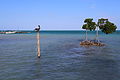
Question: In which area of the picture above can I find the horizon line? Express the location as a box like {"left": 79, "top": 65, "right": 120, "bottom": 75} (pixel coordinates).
{"left": 1, "top": 28, "right": 120, "bottom": 31}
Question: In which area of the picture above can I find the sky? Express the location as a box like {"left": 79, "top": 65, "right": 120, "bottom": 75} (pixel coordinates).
{"left": 0, "top": 0, "right": 120, "bottom": 30}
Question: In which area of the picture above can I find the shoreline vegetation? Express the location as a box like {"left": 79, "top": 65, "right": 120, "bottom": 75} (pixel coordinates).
{"left": 80, "top": 18, "right": 117, "bottom": 46}
{"left": 0, "top": 31, "right": 31, "bottom": 34}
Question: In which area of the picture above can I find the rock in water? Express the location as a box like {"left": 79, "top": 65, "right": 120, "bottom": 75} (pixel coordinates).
{"left": 80, "top": 41, "right": 105, "bottom": 46}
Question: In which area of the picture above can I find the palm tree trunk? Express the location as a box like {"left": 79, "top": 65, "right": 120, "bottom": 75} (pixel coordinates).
{"left": 85, "top": 30, "right": 88, "bottom": 41}
{"left": 37, "top": 31, "right": 40, "bottom": 58}
{"left": 96, "top": 27, "right": 100, "bottom": 42}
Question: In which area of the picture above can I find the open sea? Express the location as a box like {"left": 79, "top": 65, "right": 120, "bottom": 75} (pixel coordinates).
{"left": 0, "top": 30, "right": 120, "bottom": 80}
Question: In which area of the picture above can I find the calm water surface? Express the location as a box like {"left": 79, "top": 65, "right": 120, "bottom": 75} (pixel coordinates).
{"left": 0, "top": 31, "right": 120, "bottom": 80}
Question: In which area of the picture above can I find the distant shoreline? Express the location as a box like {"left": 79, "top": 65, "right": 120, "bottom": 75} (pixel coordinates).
{"left": 0, "top": 31, "right": 31, "bottom": 34}
{"left": 0, "top": 30, "right": 120, "bottom": 31}
{"left": 0, "top": 30, "right": 120, "bottom": 35}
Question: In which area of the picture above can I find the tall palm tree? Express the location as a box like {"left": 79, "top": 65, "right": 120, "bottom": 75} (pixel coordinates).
{"left": 96, "top": 18, "right": 117, "bottom": 42}
{"left": 96, "top": 18, "right": 108, "bottom": 42}
{"left": 82, "top": 24, "right": 89, "bottom": 41}
{"left": 82, "top": 18, "right": 96, "bottom": 41}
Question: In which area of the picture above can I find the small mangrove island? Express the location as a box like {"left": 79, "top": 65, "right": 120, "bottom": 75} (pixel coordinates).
{"left": 80, "top": 18, "right": 117, "bottom": 46}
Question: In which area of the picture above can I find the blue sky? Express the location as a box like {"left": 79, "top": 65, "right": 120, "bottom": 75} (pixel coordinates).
{"left": 0, "top": 0, "right": 120, "bottom": 30}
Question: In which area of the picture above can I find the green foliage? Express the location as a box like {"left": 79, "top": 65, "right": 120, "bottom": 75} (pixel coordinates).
{"left": 97, "top": 18, "right": 108, "bottom": 25}
{"left": 90, "top": 22, "right": 96, "bottom": 31}
{"left": 97, "top": 18, "right": 108, "bottom": 29}
{"left": 101, "top": 21, "right": 117, "bottom": 34}
{"left": 82, "top": 24, "right": 89, "bottom": 29}
{"left": 82, "top": 18, "right": 117, "bottom": 35}
{"left": 84, "top": 18, "right": 93, "bottom": 23}
{"left": 82, "top": 18, "right": 96, "bottom": 31}
{"left": 97, "top": 18, "right": 117, "bottom": 34}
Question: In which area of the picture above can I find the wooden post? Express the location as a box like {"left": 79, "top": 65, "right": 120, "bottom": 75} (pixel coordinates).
{"left": 37, "top": 31, "right": 40, "bottom": 58}
{"left": 35, "top": 25, "right": 41, "bottom": 58}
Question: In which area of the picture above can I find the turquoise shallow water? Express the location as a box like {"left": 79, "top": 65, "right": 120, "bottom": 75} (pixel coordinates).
{"left": 0, "top": 31, "right": 120, "bottom": 80}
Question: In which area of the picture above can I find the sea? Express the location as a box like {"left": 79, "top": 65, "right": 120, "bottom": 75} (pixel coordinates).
{"left": 0, "top": 30, "right": 120, "bottom": 80}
